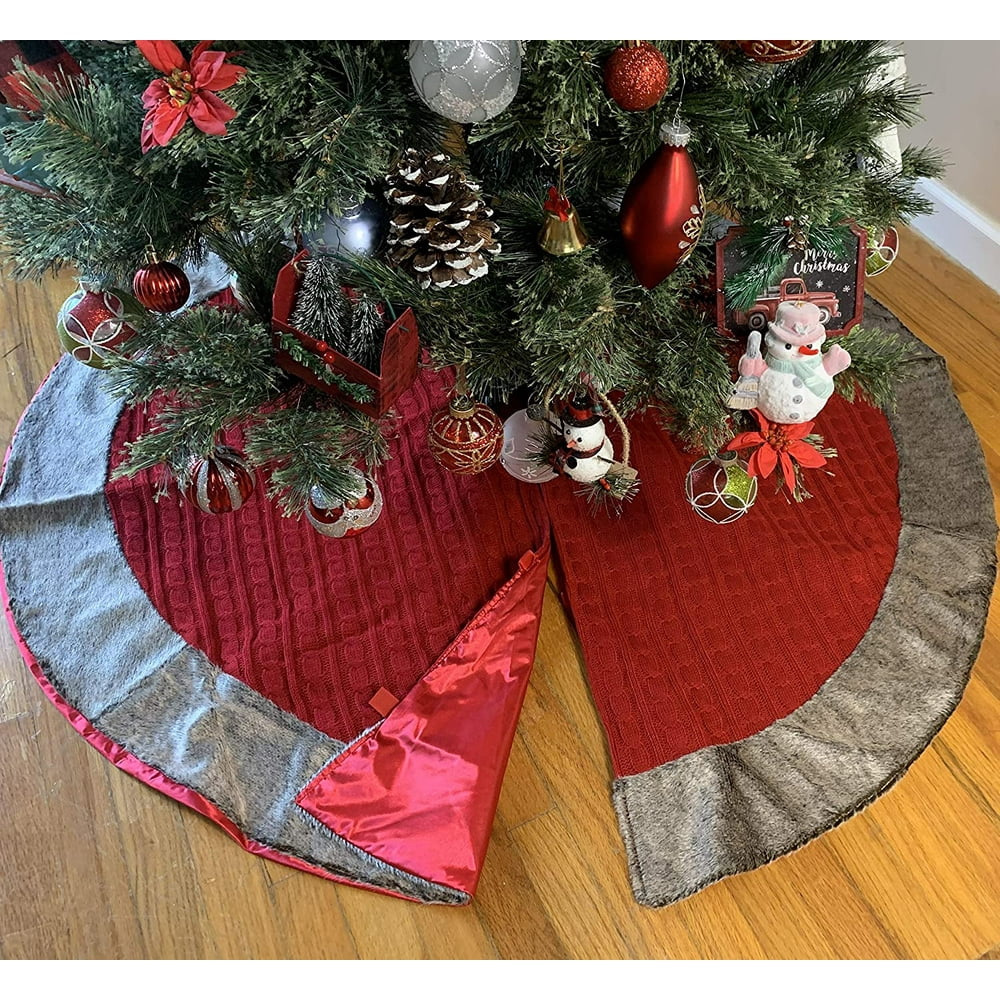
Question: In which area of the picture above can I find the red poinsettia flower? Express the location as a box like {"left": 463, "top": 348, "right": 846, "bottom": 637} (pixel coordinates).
{"left": 725, "top": 409, "right": 827, "bottom": 492}
{"left": 137, "top": 40, "right": 246, "bottom": 153}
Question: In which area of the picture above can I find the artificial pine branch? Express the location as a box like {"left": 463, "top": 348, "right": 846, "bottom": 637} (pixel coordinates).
{"left": 834, "top": 324, "right": 917, "bottom": 410}
{"left": 205, "top": 226, "right": 292, "bottom": 323}
{"left": 0, "top": 40, "right": 945, "bottom": 507}
{"left": 276, "top": 332, "right": 375, "bottom": 400}
{"left": 245, "top": 398, "right": 388, "bottom": 514}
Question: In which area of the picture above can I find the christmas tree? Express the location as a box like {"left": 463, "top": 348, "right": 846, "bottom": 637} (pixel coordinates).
{"left": 0, "top": 40, "right": 940, "bottom": 513}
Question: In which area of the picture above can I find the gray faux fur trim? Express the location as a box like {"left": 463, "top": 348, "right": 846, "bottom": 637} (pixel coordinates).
{"left": 0, "top": 360, "right": 465, "bottom": 905}
{"left": 613, "top": 298, "right": 998, "bottom": 907}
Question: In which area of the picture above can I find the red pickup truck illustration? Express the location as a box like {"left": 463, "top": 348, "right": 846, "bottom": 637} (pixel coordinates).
{"left": 733, "top": 278, "right": 841, "bottom": 330}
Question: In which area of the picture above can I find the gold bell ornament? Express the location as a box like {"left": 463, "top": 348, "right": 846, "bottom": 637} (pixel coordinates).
{"left": 539, "top": 185, "right": 588, "bottom": 256}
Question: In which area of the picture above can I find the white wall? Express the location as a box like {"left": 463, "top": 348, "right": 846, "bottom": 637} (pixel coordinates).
{"left": 900, "top": 40, "right": 1000, "bottom": 291}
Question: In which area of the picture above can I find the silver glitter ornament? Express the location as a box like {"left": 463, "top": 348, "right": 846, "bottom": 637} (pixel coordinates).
{"left": 408, "top": 41, "right": 521, "bottom": 124}
{"left": 305, "top": 472, "right": 383, "bottom": 539}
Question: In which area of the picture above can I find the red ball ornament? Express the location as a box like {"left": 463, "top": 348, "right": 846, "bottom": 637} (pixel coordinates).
{"left": 737, "top": 41, "right": 815, "bottom": 64}
{"left": 183, "top": 446, "right": 256, "bottom": 514}
{"left": 305, "top": 472, "right": 383, "bottom": 538}
{"left": 56, "top": 285, "right": 136, "bottom": 368}
{"left": 619, "top": 119, "right": 706, "bottom": 289}
{"left": 428, "top": 393, "right": 504, "bottom": 475}
{"left": 133, "top": 252, "right": 191, "bottom": 313}
{"left": 604, "top": 41, "right": 669, "bottom": 112}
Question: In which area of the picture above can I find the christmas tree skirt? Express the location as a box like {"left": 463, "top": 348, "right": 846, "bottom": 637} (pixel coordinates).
{"left": 0, "top": 302, "right": 994, "bottom": 907}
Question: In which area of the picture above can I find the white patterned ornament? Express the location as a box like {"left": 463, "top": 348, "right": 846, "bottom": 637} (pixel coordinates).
{"left": 499, "top": 409, "right": 558, "bottom": 484}
{"left": 408, "top": 40, "right": 521, "bottom": 123}
{"left": 685, "top": 453, "right": 757, "bottom": 525}
{"left": 306, "top": 471, "right": 383, "bottom": 539}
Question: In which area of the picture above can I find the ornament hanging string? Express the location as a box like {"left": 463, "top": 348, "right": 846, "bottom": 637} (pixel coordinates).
{"left": 672, "top": 67, "right": 687, "bottom": 131}
{"left": 453, "top": 347, "right": 474, "bottom": 398}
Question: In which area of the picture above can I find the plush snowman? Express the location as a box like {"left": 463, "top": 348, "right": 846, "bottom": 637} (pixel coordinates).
{"left": 554, "top": 390, "right": 615, "bottom": 483}
{"left": 738, "top": 300, "right": 852, "bottom": 424}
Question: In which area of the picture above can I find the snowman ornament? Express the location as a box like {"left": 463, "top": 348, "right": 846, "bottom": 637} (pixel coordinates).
{"left": 554, "top": 389, "right": 615, "bottom": 483}
{"left": 737, "top": 300, "right": 852, "bottom": 424}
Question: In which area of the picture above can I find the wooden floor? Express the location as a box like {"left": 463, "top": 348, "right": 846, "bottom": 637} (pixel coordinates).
{"left": 0, "top": 229, "right": 998, "bottom": 960}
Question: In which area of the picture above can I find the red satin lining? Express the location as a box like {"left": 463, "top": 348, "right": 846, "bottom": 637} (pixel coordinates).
{"left": 296, "top": 543, "right": 550, "bottom": 896}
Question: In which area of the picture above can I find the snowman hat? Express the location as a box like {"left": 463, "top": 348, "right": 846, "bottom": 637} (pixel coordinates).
{"left": 561, "top": 386, "right": 602, "bottom": 427}
{"left": 768, "top": 300, "right": 825, "bottom": 344}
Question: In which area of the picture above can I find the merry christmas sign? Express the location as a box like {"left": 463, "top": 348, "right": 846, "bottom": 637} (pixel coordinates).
{"left": 716, "top": 223, "right": 866, "bottom": 337}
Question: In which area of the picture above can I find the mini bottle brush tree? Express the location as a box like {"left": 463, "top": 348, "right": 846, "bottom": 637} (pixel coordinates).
{"left": 0, "top": 41, "right": 941, "bottom": 514}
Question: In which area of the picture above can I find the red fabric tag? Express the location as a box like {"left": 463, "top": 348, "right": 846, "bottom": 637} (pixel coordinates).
{"left": 368, "top": 687, "right": 399, "bottom": 717}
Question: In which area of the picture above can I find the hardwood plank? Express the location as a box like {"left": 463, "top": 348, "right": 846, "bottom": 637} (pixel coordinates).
{"left": 0, "top": 707, "right": 147, "bottom": 959}
{"left": 719, "top": 839, "right": 903, "bottom": 960}
{"left": 494, "top": 729, "right": 555, "bottom": 831}
{"left": 101, "top": 763, "right": 210, "bottom": 959}
{"left": 472, "top": 818, "right": 571, "bottom": 960}
{"left": 263, "top": 872, "right": 360, "bottom": 960}
{"left": 178, "top": 814, "right": 287, "bottom": 960}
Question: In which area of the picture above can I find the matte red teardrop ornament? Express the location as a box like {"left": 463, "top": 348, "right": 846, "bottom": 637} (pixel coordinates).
{"left": 619, "top": 119, "right": 705, "bottom": 289}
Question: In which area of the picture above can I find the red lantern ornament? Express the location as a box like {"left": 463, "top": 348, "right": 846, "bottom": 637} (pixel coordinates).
{"left": 183, "top": 445, "right": 255, "bottom": 514}
{"left": 56, "top": 285, "right": 136, "bottom": 368}
{"left": 133, "top": 249, "right": 190, "bottom": 313}
{"left": 737, "top": 41, "right": 815, "bottom": 64}
{"left": 305, "top": 471, "right": 383, "bottom": 539}
{"left": 619, "top": 118, "right": 705, "bottom": 289}
{"left": 604, "top": 41, "right": 669, "bottom": 112}
{"left": 428, "top": 366, "right": 504, "bottom": 475}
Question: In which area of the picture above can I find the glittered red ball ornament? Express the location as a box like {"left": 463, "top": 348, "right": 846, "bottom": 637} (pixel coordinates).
{"left": 737, "top": 41, "right": 815, "bottom": 63}
{"left": 183, "top": 446, "right": 256, "bottom": 514}
{"left": 305, "top": 472, "right": 383, "bottom": 539}
{"left": 619, "top": 119, "right": 706, "bottom": 289}
{"left": 56, "top": 285, "right": 136, "bottom": 368}
{"left": 133, "top": 252, "right": 191, "bottom": 313}
{"left": 428, "top": 393, "right": 504, "bottom": 475}
{"left": 604, "top": 41, "right": 669, "bottom": 111}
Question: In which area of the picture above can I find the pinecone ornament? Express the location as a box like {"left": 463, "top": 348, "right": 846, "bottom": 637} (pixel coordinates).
{"left": 385, "top": 149, "right": 500, "bottom": 290}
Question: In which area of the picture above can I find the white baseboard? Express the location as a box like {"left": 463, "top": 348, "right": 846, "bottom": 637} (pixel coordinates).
{"left": 908, "top": 177, "right": 1000, "bottom": 294}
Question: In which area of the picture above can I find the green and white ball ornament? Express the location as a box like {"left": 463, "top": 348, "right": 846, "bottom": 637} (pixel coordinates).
{"left": 56, "top": 285, "right": 136, "bottom": 368}
{"left": 685, "top": 451, "right": 758, "bottom": 524}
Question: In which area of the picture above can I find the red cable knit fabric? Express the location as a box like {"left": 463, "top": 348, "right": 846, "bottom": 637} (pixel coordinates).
{"left": 107, "top": 379, "right": 900, "bottom": 779}
{"left": 546, "top": 392, "right": 901, "bottom": 777}
{"left": 106, "top": 369, "right": 549, "bottom": 743}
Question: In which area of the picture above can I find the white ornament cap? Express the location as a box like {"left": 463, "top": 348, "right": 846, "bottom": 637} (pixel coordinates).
{"left": 660, "top": 118, "right": 692, "bottom": 147}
